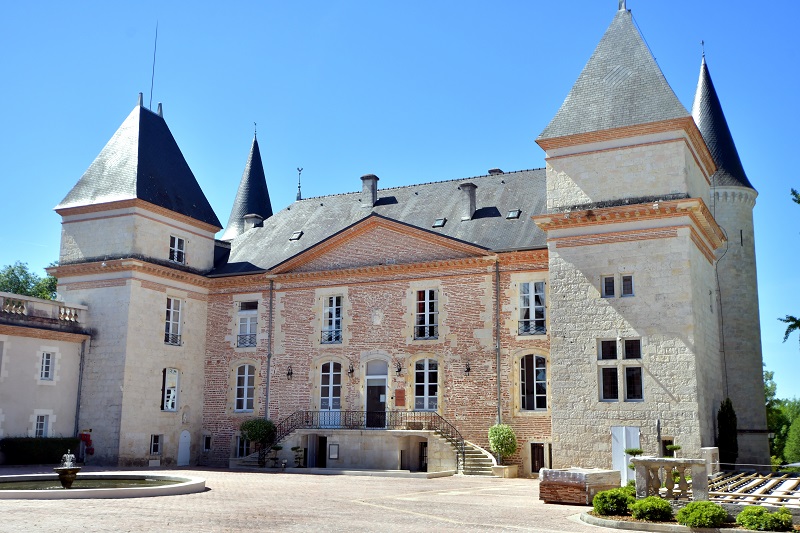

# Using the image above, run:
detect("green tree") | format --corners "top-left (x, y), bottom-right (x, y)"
top-left (717, 398), bottom-right (738, 467)
top-left (0, 261), bottom-right (57, 300)
top-left (784, 417), bottom-right (800, 464)
top-left (779, 189), bottom-right (800, 347)
top-left (774, 398), bottom-right (800, 464)
top-left (765, 370), bottom-right (786, 459)
top-left (488, 424), bottom-right (518, 465)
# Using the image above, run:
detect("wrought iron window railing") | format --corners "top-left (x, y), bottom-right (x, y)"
top-left (237, 334), bottom-right (257, 347)
top-left (164, 333), bottom-right (182, 346)
top-left (321, 329), bottom-right (342, 344)
top-left (518, 321), bottom-right (546, 336)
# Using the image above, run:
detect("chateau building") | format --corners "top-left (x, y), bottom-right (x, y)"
top-left (38, 4), bottom-right (768, 475)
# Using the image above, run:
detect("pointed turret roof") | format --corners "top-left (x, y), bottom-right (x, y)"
top-left (691, 57), bottom-right (753, 190)
top-left (56, 103), bottom-right (222, 228)
top-left (538, 7), bottom-right (689, 142)
top-left (220, 136), bottom-right (273, 241)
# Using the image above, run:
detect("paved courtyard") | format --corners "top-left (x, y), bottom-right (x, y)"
top-left (0, 466), bottom-right (600, 532)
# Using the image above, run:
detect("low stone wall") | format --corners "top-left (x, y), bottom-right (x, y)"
top-left (539, 467), bottom-right (620, 505)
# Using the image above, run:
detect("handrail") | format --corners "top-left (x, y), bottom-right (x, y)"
top-left (262, 410), bottom-right (466, 472)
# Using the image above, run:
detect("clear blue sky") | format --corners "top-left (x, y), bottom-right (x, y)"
top-left (1, 1), bottom-right (798, 399)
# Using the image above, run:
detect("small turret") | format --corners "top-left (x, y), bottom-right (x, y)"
top-left (221, 136), bottom-right (273, 241)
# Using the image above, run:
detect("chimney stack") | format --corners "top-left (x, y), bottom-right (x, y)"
top-left (243, 213), bottom-right (264, 230)
top-left (460, 182), bottom-right (477, 220)
top-left (361, 174), bottom-right (379, 207)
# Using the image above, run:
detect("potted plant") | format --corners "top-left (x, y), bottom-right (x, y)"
top-left (291, 446), bottom-right (304, 467)
top-left (665, 444), bottom-right (681, 458)
top-left (269, 445), bottom-right (283, 467)
top-left (488, 424), bottom-right (518, 478)
top-left (239, 418), bottom-right (277, 467)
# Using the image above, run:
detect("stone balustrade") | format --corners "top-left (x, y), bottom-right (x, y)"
top-left (632, 457), bottom-right (709, 501)
top-left (0, 291), bottom-right (86, 325)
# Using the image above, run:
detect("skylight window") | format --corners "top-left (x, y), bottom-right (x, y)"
top-left (289, 231), bottom-right (303, 241)
top-left (432, 218), bottom-right (447, 228)
top-left (506, 209), bottom-right (522, 219)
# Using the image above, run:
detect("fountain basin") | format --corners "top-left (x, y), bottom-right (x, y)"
top-left (0, 473), bottom-right (205, 499)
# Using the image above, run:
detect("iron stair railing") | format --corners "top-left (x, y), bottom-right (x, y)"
top-left (259, 410), bottom-right (466, 472)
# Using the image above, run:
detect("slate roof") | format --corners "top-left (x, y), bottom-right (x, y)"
top-left (691, 57), bottom-right (754, 190)
top-left (538, 7), bottom-right (689, 141)
top-left (56, 104), bottom-right (222, 228)
top-left (220, 136), bottom-right (274, 241)
top-left (212, 169), bottom-right (547, 276)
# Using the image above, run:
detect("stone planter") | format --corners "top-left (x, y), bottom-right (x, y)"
top-left (492, 465), bottom-right (518, 478)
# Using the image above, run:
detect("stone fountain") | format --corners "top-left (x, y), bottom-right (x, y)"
top-left (53, 450), bottom-right (81, 489)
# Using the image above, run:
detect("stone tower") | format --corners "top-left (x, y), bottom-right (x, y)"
top-left (692, 57), bottom-right (769, 465)
top-left (53, 96), bottom-right (221, 465)
top-left (533, 5), bottom-right (728, 472)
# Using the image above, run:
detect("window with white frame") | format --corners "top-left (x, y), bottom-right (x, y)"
top-left (414, 358), bottom-right (438, 411)
top-left (34, 414), bottom-right (49, 438)
top-left (621, 275), bottom-right (634, 297)
top-left (236, 435), bottom-right (250, 458)
top-left (164, 297), bottom-right (182, 345)
top-left (414, 289), bottom-right (438, 339)
top-left (150, 434), bottom-right (162, 455)
top-left (169, 235), bottom-right (186, 264)
top-left (237, 301), bottom-right (258, 347)
top-left (598, 338), bottom-right (643, 402)
top-left (40, 352), bottom-right (54, 380)
top-left (320, 361), bottom-right (342, 411)
top-left (161, 368), bottom-right (179, 411)
top-left (520, 354), bottom-right (547, 410)
top-left (321, 296), bottom-right (343, 344)
top-left (235, 364), bottom-right (255, 412)
top-left (601, 276), bottom-right (615, 298)
top-left (519, 282), bottom-right (546, 335)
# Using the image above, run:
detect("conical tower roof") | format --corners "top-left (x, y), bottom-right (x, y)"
top-left (692, 57), bottom-right (754, 190)
top-left (56, 103), bottom-right (222, 228)
top-left (538, 6), bottom-right (689, 141)
top-left (220, 136), bottom-right (273, 241)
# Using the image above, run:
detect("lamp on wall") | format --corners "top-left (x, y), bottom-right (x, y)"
top-left (465, 362), bottom-right (471, 376)
top-left (395, 362), bottom-right (402, 376)
top-left (347, 362), bottom-right (354, 378)
top-left (286, 365), bottom-right (293, 380)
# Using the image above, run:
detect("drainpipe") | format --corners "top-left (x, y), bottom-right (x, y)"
top-left (495, 259), bottom-right (502, 424)
top-left (264, 279), bottom-right (274, 420)
top-left (74, 339), bottom-right (87, 437)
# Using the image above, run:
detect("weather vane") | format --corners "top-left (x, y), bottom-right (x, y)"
top-left (296, 167), bottom-right (303, 201)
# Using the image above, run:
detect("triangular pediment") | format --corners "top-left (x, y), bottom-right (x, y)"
top-left (271, 214), bottom-right (488, 274)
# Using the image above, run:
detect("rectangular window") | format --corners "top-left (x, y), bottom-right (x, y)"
top-left (601, 276), bottom-right (615, 298)
top-left (621, 275), bottom-right (634, 297)
top-left (34, 415), bottom-right (49, 438)
top-left (624, 339), bottom-right (641, 359)
top-left (414, 359), bottom-right (438, 411)
top-left (321, 296), bottom-right (343, 344)
top-left (236, 436), bottom-right (250, 458)
top-left (625, 367), bottom-right (644, 401)
top-left (40, 352), bottom-right (54, 380)
top-left (164, 298), bottom-right (182, 345)
top-left (599, 340), bottom-right (617, 360)
top-left (519, 282), bottom-right (546, 335)
top-left (203, 435), bottom-right (212, 452)
top-left (600, 367), bottom-right (619, 401)
top-left (150, 434), bottom-right (162, 455)
top-left (235, 364), bottom-right (255, 412)
top-left (520, 354), bottom-right (547, 410)
top-left (169, 236), bottom-right (186, 264)
top-left (414, 289), bottom-right (438, 339)
top-left (161, 368), bottom-right (179, 411)
top-left (237, 301), bottom-right (258, 347)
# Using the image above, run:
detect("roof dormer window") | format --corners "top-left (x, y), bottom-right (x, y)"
top-left (169, 236), bottom-right (186, 264)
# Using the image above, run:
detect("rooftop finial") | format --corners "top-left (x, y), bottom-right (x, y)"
top-left (254, 121), bottom-right (257, 139)
top-left (296, 167), bottom-right (303, 201)
top-left (137, 92), bottom-right (143, 107)
top-left (619, 0), bottom-right (626, 10)
top-left (701, 40), bottom-right (705, 59)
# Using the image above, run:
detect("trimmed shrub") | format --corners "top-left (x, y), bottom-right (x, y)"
top-left (630, 496), bottom-right (673, 522)
top-left (592, 488), bottom-right (635, 516)
top-left (717, 398), bottom-right (739, 467)
top-left (487, 424), bottom-right (518, 465)
top-left (676, 501), bottom-right (728, 528)
top-left (239, 418), bottom-right (276, 446)
top-left (736, 506), bottom-right (793, 532)
top-left (0, 437), bottom-right (81, 465)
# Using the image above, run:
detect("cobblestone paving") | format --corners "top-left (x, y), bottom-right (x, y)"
top-left (0, 467), bottom-right (599, 532)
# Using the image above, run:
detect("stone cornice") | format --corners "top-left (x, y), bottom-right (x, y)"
top-left (51, 258), bottom-right (211, 289)
top-left (55, 198), bottom-right (222, 234)
top-left (276, 256), bottom-right (494, 283)
top-left (0, 323), bottom-right (90, 343)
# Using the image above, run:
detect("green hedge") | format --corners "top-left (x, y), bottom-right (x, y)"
top-left (0, 437), bottom-right (80, 465)
top-left (676, 501), bottom-right (728, 528)
top-left (592, 488), bottom-right (635, 516)
top-left (630, 496), bottom-right (673, 522)
top-left (735, 506), bottom-right (794, 532)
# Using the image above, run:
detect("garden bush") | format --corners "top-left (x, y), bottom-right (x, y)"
top-left (676, 501), bottom-right (728, 528)
top-left (0, 437), bottom-right (80, 465)
top-left (630, 496), bottom-right (673, 522)
top-left (487, 424), bottom-right (517, 465)
top-left (592, 488), bottom-right (635, 516)
top-left (735, 506), bottom-right (793, 532)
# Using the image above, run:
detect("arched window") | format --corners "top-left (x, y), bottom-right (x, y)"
top-left (320, 361), bottom-right (341, 411)
top-left (414, 358), bottom-right (438, 411)
top-left (235, 364), bottom-right (255, 412)
top-left (520, 355), bottom-right (547, 410)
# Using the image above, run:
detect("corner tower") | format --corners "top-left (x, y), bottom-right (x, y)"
top-left (52, 95), bottom-right (220, 465)
top-left (220, 134), bottom-right (273, 241)
top-left (692, 57), bottom-right (769, 465)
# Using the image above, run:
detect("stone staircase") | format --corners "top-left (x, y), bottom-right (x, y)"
top-left (460, 441), bottom-right (496, 476)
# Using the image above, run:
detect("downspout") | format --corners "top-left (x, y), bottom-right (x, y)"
top-left (74, 339), bottom-right (86, 437)
top-left (264, 279), bottom-right (274, 420)
top-left (495, 259), bottom-right (502, 425)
